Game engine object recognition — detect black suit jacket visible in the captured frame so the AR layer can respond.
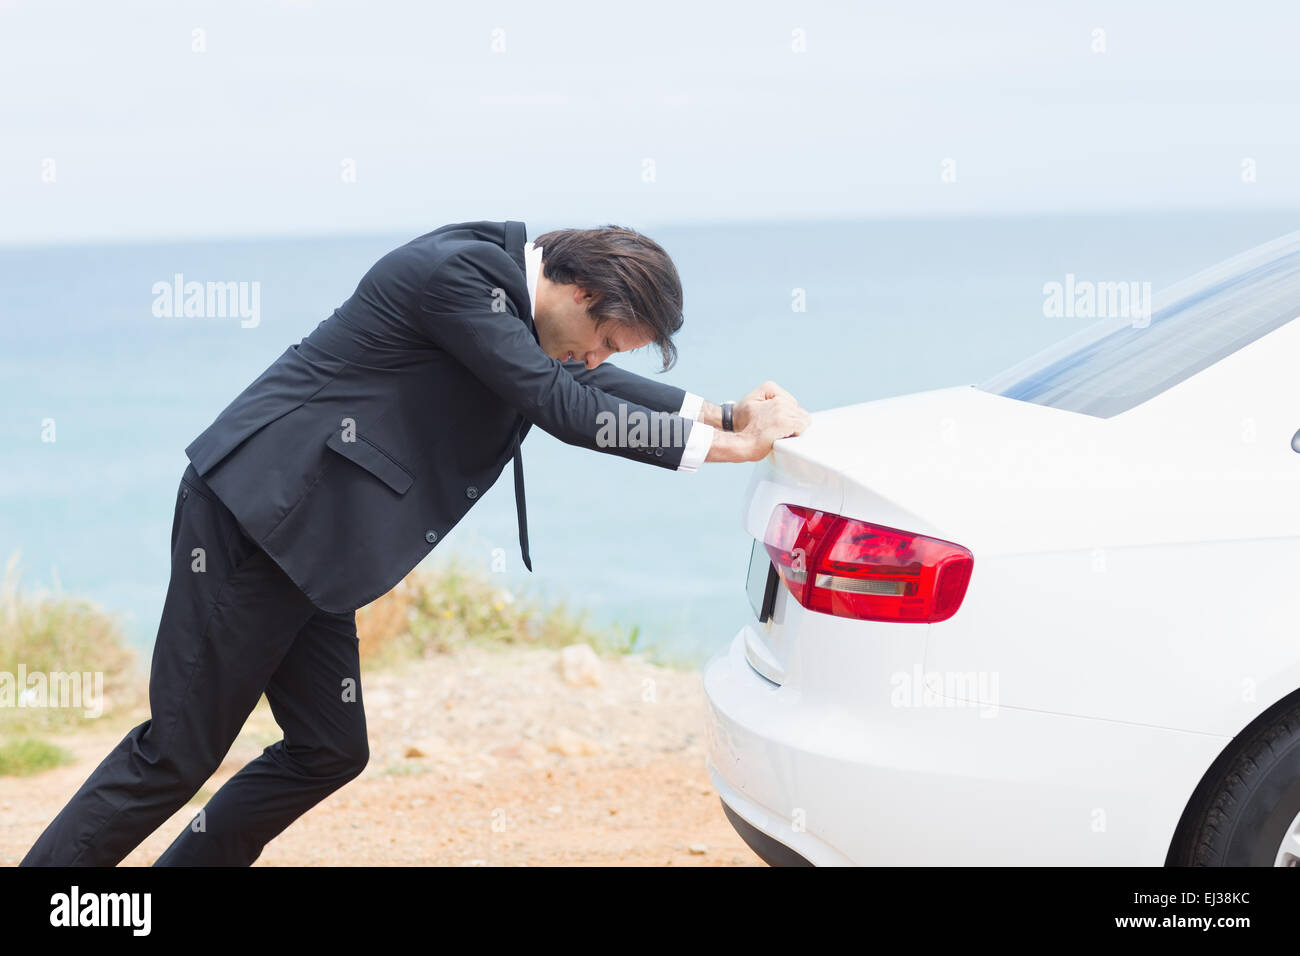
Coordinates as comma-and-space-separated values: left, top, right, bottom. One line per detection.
184, 219, 700, 614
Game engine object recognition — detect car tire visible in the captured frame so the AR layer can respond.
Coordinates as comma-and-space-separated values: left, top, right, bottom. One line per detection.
1168, 698, 1300, 866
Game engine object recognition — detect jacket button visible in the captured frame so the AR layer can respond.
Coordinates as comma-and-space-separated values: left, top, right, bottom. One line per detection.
466, 485, 478, 499
425, 530, 438, 544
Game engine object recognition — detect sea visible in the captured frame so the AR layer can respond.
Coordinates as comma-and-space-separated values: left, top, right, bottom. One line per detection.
3, 210, 1297, 666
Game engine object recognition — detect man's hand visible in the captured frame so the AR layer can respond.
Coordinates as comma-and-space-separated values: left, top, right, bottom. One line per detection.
733, 380, 798, 433
704, 391, 811, 464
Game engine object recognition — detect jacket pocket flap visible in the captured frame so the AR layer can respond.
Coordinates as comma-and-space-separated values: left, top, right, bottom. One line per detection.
325, 430, 415, 495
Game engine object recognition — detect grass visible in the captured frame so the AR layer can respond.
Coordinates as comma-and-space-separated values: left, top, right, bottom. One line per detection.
0, 548, 689, 776
0, 737, 75, 776
0, 551, 146, 738
355, 553, 683, 669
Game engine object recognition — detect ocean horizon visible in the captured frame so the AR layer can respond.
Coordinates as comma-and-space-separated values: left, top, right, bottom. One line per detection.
4, 209, 1298, 665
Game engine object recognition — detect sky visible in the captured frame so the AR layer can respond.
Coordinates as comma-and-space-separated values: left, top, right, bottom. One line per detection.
2, 0, 1300, 243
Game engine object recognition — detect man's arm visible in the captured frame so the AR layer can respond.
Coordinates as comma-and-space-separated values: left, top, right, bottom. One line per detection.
562, 360, 716, 470
562, 366, 786, 464
564, 362, 748, 434
561, 359, 687, 415
419, 242, 704, 470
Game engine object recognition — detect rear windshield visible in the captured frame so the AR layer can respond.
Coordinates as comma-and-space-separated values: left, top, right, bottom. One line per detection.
977, 231, 1300, 418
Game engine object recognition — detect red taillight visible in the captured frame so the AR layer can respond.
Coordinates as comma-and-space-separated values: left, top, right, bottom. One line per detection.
762, 504, 973, 623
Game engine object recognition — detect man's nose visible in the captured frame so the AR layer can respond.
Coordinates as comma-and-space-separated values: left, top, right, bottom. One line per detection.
585, 349, 609, 369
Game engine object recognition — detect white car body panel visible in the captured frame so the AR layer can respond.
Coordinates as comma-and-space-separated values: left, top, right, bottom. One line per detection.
707, 248, 1300, 864
705, 625, 1230, 866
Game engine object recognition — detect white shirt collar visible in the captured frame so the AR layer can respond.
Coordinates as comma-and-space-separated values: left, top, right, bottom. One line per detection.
524, 240, 542, 319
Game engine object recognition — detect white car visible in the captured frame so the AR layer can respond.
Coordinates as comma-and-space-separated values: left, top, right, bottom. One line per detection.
703, 230, 1300, 866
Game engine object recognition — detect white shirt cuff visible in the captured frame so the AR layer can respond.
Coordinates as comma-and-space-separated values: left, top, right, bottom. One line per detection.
677, 391, 704, 420
676, 420, 713, 473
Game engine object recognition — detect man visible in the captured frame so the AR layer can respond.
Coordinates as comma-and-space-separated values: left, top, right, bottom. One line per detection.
21, 219, 811, 867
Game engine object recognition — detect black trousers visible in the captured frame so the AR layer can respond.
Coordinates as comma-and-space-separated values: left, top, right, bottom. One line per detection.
20, 464, 369, 866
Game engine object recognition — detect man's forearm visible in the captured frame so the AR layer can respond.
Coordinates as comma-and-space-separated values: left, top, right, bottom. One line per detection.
694, 383, 811, 465
696, 400, 723, 429
704, 427, 756, 464
696, 399, 751, 462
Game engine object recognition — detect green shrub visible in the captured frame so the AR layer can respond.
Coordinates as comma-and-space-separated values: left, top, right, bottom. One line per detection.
356, 554, 662, 668
0, 737, 75, 776
0, 551, 145, 736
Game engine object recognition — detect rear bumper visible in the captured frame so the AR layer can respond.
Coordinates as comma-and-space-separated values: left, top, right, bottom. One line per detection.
708, 763, 848, 865
718, 796, 815, 866
703, 624, 1233, 865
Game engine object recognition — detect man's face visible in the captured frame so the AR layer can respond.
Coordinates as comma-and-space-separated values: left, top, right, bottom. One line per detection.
534, 276, 653, 369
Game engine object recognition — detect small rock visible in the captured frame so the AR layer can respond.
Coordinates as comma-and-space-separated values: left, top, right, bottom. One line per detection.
548, 727, 602, 757
688, 844, 708, 855
490, 743, 524, 762
547, 805, 563, 815
559, 643, 603, 687
402, 735, 448, 758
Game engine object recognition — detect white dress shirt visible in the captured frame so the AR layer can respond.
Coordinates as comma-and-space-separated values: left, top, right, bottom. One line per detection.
525, 240, 713, 472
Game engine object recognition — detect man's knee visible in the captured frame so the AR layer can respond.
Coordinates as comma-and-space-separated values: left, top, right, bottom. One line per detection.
280, 730, 369, 782
333, 731, 369, 781
123, 718, 226, 793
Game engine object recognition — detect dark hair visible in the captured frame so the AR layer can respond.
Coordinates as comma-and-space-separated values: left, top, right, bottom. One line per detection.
532, 224, 684, 372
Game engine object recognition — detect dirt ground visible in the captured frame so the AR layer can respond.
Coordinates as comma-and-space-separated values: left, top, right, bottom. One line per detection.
0, 643, 762, 866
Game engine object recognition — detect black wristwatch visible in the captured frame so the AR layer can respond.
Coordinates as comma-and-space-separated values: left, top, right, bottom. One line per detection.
721, 401, 735, 432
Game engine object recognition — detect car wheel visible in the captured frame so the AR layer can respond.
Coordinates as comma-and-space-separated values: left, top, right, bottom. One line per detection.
1168, 699, 1300, 866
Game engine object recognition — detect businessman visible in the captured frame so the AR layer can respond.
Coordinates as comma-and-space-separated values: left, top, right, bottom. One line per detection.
21, 219, 811, 866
